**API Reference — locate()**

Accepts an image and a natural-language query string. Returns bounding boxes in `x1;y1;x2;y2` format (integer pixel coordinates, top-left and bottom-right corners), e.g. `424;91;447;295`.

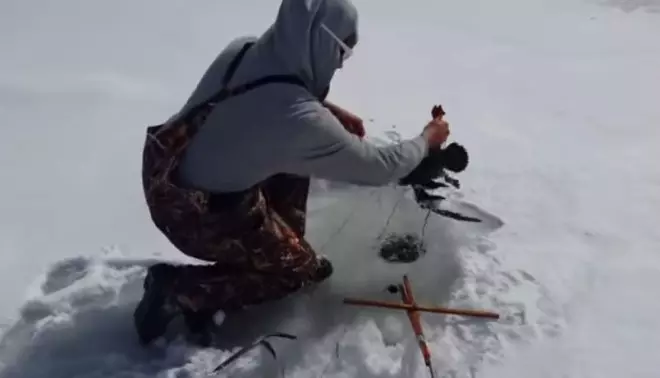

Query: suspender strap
182;42;307;122
222;42;253;87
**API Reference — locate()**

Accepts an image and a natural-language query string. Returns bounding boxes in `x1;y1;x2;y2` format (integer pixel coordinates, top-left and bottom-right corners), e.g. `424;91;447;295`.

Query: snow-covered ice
1;0;659;377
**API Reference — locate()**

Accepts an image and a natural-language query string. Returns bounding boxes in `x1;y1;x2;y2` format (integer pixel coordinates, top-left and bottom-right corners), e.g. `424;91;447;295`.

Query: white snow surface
1;0;659;377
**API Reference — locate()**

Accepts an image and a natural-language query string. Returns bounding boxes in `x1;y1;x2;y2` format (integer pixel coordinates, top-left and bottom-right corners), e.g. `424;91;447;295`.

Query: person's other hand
331;105;365;138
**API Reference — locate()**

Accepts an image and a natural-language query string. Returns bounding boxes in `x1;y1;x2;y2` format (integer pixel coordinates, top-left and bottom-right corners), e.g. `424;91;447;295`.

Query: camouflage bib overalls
140;42;330;314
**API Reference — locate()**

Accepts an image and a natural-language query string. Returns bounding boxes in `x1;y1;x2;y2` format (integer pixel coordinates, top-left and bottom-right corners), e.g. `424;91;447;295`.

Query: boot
182;308;217;347
133;263;182;345
312;255;333;282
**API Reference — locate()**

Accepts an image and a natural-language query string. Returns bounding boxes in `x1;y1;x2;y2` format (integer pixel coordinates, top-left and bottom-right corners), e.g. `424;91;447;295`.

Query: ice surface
0;183;513;378
1;0;660;377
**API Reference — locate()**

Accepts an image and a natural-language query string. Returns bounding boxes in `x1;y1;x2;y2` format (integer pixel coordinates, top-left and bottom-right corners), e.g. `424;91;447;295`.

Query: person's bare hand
335;107;365;138
422;116;450;148
325;101;366;138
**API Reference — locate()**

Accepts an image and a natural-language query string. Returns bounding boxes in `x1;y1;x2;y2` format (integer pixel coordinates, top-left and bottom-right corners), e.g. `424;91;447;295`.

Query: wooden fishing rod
400;275;435;378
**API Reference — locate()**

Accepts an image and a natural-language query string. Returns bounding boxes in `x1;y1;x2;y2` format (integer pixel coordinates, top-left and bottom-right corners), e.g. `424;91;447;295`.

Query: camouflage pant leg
260;173;309;236
141;109;324;313
172;181;324;313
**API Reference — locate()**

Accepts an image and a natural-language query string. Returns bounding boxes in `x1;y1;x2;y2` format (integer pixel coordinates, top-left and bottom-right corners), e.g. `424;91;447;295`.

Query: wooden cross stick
343;275;500;378
342;297;500;320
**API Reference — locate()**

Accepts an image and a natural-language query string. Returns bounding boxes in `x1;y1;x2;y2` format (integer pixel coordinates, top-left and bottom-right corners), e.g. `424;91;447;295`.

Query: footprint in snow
40;257;91;295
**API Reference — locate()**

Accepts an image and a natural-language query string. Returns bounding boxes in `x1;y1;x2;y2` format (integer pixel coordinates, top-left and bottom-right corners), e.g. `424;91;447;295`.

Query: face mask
320;23;354;62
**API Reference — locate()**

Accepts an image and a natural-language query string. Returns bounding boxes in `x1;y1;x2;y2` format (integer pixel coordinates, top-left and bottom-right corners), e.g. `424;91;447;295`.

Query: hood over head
175;1;429;195
256;0;359;98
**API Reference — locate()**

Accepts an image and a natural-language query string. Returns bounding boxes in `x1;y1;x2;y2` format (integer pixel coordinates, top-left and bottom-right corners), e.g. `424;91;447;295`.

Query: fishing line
375;188;406;242
317;186;381;253
420;208;433;240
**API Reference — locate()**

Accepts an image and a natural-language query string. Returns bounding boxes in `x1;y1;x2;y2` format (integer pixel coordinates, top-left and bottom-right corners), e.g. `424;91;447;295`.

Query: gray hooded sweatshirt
173;0;428;192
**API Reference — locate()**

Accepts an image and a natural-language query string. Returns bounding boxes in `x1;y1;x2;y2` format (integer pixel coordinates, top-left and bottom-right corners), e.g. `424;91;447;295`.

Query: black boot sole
313;256;333;282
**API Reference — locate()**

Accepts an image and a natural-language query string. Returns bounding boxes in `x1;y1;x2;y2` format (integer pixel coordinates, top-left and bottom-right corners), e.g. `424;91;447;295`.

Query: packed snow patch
0;182;558;378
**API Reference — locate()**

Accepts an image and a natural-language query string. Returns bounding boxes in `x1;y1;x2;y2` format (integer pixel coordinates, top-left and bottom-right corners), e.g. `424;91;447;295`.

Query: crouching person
134;0;451;346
